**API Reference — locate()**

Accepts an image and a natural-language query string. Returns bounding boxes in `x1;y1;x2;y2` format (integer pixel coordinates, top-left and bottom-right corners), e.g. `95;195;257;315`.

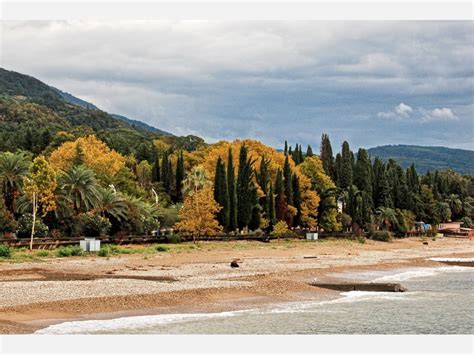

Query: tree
306;145;313;157
48;135;126;184
227;148;238;231
136;160;152;187
57;166;100;214
320;133;335;180
292;173;302;226
0;152;30;214
23;156;57;249
267;183;276;227
274;168;286;222
237;145;256;229
339;141;353;190
94;187;129;222
283;155;293;206
183;166;211;196
175;151;185;202
214;157;230;229
174;187;222;242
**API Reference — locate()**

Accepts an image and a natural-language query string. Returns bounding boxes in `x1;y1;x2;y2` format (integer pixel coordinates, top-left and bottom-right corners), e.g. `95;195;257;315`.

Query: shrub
0;204;18;234
166;234;182;244
36;250;50;257
74;213;111;237
97;247;110;257
368;230;393;242
16;214;49;238
156;245;169;252
272;221;289;238
0;244;12;258
357;235;366;244
56;245;83;257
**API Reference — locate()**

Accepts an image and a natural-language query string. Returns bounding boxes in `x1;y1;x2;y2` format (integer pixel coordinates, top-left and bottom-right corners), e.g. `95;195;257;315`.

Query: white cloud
377;102;413;119
419;107;458;121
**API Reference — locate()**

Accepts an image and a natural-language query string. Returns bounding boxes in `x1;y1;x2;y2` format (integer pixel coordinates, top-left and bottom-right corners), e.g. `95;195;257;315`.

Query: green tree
175;151;185;202
0;152;30;214
283;155;293;206
237;145;255;229
57;166;100;213
320;133;335;180
339;141;353;190
214;157;230;229
227;148;238;231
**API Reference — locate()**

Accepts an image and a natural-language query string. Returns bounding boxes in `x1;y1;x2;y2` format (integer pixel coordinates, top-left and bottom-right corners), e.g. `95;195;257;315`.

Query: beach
0;237;473;334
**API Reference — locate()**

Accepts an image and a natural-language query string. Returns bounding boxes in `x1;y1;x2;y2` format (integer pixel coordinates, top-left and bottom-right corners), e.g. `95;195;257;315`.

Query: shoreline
1;238;473;334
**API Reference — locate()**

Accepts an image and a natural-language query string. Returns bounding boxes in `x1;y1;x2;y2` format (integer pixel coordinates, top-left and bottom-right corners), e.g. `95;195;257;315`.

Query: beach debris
303;256;318;259
230;259;240;268
423;241;429;245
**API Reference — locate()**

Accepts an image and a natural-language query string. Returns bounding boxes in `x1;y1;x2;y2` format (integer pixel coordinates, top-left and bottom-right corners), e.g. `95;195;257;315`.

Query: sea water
36;265;474;334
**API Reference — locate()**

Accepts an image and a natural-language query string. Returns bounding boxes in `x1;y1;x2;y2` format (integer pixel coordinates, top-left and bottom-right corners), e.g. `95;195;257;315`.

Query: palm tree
57;166;100;213
376;207;398;231
182;166;211;196
0;152;30;213
94;187;129;221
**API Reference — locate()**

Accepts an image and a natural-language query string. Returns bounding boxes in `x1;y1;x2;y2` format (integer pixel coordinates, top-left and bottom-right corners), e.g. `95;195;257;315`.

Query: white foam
35;310;251;334
372;266;472;282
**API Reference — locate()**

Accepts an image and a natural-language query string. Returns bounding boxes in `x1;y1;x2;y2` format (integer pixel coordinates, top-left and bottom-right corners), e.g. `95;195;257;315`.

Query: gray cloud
1;21;472;150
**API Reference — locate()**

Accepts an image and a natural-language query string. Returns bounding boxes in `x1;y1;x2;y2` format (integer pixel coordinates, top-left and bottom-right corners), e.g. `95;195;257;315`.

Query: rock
230;260;239;268
423;241;429;245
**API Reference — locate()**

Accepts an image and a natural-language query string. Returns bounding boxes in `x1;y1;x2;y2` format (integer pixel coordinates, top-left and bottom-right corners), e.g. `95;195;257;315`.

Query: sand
0;237;472;334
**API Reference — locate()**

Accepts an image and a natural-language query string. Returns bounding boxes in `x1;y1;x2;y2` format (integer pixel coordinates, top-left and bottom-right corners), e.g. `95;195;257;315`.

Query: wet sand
0;237;472;334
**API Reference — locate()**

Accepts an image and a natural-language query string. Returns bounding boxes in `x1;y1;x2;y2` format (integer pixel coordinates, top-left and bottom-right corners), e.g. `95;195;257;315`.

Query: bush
0;244;12;258
97;247;110;257
368;230;393;242
0;204;18;234
74;213;111;237
272;221;289;238
56;245;83;257
166;234;182;244
156;245;169;252
357;235;366;244
16;214;49;238
36;250;50;257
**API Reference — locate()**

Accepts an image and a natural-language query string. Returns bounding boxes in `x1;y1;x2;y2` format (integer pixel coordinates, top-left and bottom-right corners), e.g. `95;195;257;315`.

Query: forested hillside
0;68;473;243
368;145;474;175
0;68;203;158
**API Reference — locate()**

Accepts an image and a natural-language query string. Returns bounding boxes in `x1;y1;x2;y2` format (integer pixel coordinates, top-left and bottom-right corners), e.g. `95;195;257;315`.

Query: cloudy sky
1;21;473;151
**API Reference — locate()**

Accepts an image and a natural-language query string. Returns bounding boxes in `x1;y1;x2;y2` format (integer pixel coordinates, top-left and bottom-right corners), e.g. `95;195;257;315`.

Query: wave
372;266;472;282
429;257;474;262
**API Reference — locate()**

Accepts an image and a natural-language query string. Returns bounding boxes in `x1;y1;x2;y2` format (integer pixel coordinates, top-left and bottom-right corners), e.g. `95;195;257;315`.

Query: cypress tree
283;155;293;205
73;143;85;166
354;148;373;199
249;188;261;231
152;155;161;183
298;145;304;164
288;146;293;157
306;145;313;157
275;169;286;221
257;156;270;217
227;148;238;231
292;144;299;164
268;183;276;227
214;157;230;228
292;173;302;226
175;151;185;202
320;133;335;180
339;141;353;190
161;151;172;195
284;141;288;156
335;153;342;186
237;145;255;229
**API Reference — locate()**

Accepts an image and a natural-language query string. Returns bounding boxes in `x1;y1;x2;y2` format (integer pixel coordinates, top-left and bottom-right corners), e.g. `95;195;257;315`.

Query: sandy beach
0;237;472;334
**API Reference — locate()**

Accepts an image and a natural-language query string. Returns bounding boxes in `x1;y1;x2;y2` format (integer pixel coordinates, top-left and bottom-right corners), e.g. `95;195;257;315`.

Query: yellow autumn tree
174;187;222;242
23;156;57;249
48;135;126;183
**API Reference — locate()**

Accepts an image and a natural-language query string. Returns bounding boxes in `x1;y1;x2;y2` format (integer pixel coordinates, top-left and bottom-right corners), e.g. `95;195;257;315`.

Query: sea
36;261;474;335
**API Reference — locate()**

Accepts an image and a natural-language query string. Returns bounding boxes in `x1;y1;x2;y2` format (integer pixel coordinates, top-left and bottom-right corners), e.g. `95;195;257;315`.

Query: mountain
368;145;474;175
0;68;207;158
111;114;171;136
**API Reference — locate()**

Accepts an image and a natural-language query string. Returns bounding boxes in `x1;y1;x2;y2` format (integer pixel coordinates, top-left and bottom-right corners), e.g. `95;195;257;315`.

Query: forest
0;68;473;244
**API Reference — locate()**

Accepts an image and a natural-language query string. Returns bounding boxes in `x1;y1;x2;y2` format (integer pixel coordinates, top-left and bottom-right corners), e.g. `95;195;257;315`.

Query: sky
1;21;473;151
